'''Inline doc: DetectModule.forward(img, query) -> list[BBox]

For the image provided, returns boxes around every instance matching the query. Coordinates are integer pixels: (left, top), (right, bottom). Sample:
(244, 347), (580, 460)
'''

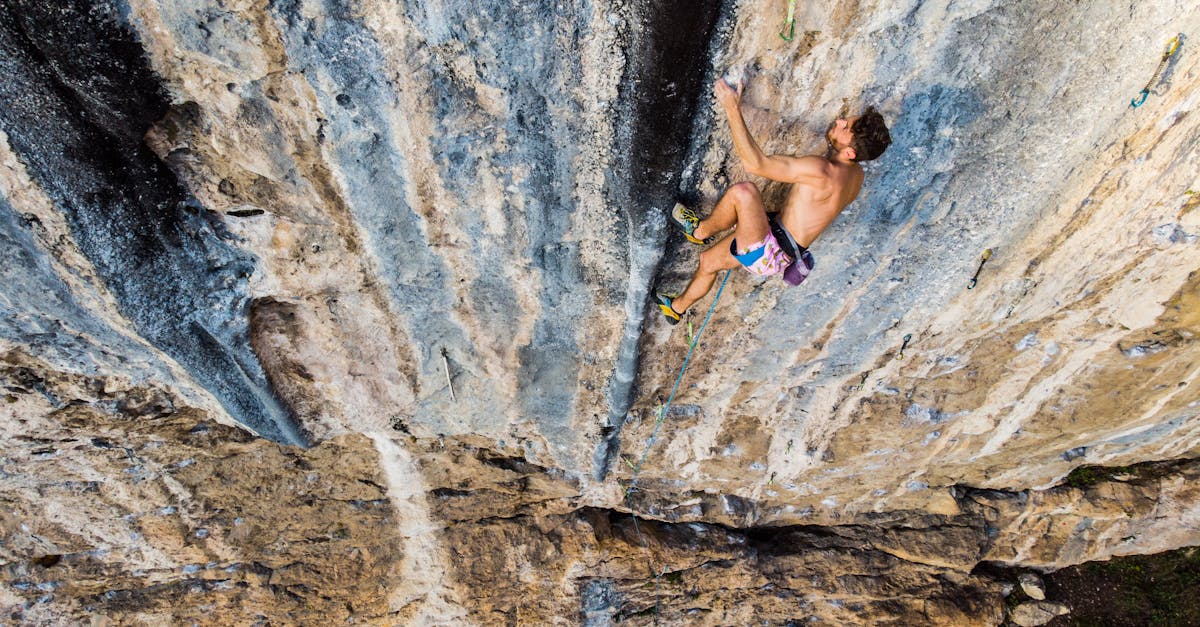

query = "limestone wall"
(626, 0), (1200, 522)
(1, 0), (1199, 623)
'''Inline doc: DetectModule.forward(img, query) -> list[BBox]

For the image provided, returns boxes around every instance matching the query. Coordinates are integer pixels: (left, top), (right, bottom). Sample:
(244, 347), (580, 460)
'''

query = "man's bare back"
(778, 154), (864, 248)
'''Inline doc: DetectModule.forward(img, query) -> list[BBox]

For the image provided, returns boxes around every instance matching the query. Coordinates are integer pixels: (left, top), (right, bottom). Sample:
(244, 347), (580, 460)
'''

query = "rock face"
(1017, 572), (1045, 600)
(0, 1), (301, 445)
(1, 0), (1199, 624)
(1009, 601), (1070, 627)
(0, 351), (405, 624)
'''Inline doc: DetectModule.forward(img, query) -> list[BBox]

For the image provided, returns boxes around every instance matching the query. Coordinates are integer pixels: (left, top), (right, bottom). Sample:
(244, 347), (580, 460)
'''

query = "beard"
(826, 120), (845, 149)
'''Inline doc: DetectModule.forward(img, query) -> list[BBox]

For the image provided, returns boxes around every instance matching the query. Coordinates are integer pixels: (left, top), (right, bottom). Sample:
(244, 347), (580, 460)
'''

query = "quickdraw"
(779, 0), (797, 42)
(1131, 34), (1182, 108)
(968, 248), (993, 289)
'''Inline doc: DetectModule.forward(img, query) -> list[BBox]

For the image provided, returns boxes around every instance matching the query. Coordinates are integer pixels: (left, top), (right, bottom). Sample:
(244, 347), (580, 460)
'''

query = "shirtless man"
(657, 78), (891, 324)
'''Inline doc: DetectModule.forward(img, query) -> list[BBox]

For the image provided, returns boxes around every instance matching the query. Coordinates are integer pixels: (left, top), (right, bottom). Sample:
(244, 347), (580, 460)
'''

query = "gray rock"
(1009, 601), (1070, 626)
(1018, 572), (1046, 600)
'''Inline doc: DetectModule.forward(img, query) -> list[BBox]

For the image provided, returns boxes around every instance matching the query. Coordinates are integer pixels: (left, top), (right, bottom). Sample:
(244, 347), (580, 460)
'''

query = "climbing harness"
(779, 0), (797, 41)
(621, 269), (732, 619)
(967, 248), (993, 289)
(1131, 34), (1182, 108)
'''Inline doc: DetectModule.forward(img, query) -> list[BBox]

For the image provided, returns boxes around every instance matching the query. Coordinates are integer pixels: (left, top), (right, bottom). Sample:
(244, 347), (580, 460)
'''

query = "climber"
(657, 77), (891, 325)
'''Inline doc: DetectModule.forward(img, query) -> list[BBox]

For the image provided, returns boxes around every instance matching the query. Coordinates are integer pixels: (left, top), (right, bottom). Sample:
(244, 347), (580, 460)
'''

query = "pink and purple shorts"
(730, 231), (793, 276)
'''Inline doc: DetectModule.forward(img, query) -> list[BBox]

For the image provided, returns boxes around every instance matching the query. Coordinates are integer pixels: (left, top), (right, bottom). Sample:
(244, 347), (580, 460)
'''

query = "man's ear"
(842, 147), (857, 161)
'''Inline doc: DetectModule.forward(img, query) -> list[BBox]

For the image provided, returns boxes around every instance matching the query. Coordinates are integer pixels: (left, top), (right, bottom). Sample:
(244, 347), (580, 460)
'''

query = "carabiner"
(1164, 35), (1181, 59)
(779, 0), (797, 42)
(1130, 89), (1150, 108)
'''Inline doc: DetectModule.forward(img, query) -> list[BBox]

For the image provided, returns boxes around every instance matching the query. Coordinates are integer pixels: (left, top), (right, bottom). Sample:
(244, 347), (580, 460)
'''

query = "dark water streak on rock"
(0, 1), (303, 445)
(595, 0), (730, 480)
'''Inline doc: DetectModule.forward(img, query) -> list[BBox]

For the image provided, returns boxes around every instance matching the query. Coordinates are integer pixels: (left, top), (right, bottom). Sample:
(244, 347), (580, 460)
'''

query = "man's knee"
(725, 181), (761, 205)
(699, 245), (735, 274)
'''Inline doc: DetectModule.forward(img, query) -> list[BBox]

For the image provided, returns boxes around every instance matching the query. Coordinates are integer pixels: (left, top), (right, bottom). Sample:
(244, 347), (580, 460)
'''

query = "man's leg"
(671, 183), (771, 314)
(693, 181), (759, 241)
(668, 235), (740, 315)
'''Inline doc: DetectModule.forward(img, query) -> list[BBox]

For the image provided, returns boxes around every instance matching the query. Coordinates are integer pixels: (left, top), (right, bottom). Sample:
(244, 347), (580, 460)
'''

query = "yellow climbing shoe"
(656, 293), (681, 325)
(671, 203), (706, 245)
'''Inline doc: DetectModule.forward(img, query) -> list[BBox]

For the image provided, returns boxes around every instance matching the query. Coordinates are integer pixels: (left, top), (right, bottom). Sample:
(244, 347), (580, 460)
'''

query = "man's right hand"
(714, 77), (743, 111)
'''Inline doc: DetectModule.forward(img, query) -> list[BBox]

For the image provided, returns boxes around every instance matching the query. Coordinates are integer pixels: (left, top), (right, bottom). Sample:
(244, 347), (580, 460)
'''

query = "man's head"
(827, 107), (891, 162)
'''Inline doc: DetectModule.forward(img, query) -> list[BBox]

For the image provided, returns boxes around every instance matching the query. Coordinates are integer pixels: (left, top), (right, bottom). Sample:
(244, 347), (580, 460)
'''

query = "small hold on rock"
(1009, 601), (1070, 627)
(1018, 572), (1046, 600)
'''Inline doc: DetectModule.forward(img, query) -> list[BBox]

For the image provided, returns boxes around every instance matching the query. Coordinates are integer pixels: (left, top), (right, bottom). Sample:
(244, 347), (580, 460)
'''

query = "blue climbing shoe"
(671, 203), (706, 245)
(656, 293), (681, 325)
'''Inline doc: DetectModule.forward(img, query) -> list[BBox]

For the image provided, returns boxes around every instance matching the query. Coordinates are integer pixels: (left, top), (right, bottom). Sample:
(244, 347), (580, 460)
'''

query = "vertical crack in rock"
(0, 1), (303, 445)
(595, 0), (730, 480)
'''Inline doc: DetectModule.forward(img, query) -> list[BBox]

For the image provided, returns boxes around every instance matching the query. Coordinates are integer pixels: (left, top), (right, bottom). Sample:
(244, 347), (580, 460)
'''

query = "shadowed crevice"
(595, 0), (732, 481)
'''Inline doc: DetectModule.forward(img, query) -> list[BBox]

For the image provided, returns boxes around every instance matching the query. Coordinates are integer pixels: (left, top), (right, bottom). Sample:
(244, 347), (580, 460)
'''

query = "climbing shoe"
(656, 293), (682, 325)
(671, 203), (706, 245)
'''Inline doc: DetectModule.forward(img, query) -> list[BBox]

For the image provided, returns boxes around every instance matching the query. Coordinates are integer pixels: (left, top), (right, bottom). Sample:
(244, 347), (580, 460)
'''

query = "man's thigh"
(731, 192), (770, 246)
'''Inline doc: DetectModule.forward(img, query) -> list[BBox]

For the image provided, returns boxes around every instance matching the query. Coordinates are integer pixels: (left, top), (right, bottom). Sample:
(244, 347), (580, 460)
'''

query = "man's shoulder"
(790, 154), (834, 177)
(778, 155), (840, 188)
(797, 154), (832, 165)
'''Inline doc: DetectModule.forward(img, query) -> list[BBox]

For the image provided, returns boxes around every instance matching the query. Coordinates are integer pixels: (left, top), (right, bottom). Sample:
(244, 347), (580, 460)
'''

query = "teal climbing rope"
(624, 269), (732, 500)
(621, 269), (731, 620)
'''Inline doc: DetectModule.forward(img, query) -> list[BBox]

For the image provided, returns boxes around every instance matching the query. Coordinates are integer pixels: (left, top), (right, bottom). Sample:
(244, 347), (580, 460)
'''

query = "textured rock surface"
(0, 1), (302, 444)
(1009, 600), (1070, 627)
(979, 459), (1200, 568)
(624, 0), (1200, 522)
(0, 351), (404, 624)
(1, 0), (1199, 624)
(1017, 572), (1044, 600)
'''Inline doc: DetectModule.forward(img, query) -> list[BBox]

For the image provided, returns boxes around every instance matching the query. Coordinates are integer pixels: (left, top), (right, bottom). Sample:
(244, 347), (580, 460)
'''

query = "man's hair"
(850, 107), (891, 162)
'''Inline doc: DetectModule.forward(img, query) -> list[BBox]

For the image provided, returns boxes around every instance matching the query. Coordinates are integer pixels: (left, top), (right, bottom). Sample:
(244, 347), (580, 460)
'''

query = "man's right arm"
(715, 79), (825, 185)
